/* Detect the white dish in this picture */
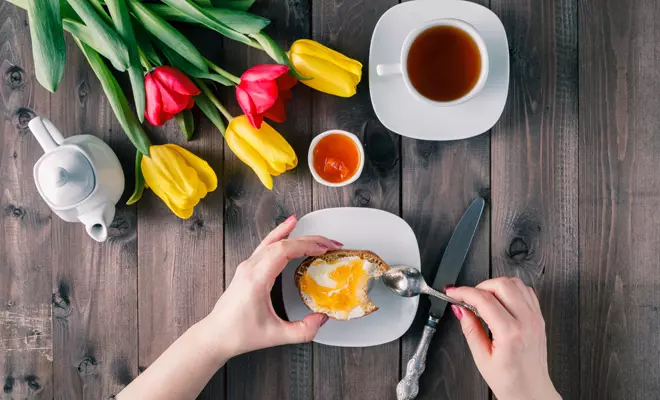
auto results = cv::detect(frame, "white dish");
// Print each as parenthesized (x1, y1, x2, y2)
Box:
(281, 208, 420, 347)
(369, 0, 510, 141)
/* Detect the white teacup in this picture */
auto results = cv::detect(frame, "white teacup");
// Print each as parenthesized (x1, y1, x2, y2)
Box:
(376, 18, 489, 107)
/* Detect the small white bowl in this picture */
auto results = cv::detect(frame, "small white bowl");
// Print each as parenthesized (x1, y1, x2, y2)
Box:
(308, 130, 365, 187)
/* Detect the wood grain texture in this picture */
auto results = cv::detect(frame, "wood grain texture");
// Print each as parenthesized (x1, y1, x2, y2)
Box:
(222, 0, 314, 397)
(401, 136, 491, 400)
(399, 0, 491, 397)
(490, 0, 579, 398)
(137, 117, 225, 399)
(47, 34, 139, 398)
(0, 4, 53, 398)
(311, 0, 400, 399)
(579, 0, 660, 398)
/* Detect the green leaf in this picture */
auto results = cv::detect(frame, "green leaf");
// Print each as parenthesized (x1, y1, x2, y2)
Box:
(62, 19, 116, 60)
(127, 0, 207, 72)
(127, 151, 145, 205)
(68, 0, 131, 71)
(197, 0, 255, 11)
(159, 44, 234, 86)
(132, 20, 162, 67)
(74, 38, 151, 155)
(147, 4, 269, 34)
(194, 92, 226, 135)
(216, 0, 255, 12)
(26, 0, 66, 92)
(160, 0, 257, 47)
(106, 0, 145, 122)
(249, 32, 309, 80)
(176, 109, 196, 140)
(9, 0, 78, 18)
(89, 0, 111, 23)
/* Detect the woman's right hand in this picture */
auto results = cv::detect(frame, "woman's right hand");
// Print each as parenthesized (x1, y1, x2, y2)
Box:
(446, 278, 561, 400)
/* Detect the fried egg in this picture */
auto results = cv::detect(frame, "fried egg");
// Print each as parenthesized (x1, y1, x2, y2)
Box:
(295, 251, 388, 320)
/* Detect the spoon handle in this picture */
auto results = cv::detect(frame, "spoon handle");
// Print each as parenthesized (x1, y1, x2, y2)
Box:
(423, 287, 480, 318)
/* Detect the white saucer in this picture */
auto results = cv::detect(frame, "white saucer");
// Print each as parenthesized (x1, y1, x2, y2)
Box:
(281, 208, 420, 347)
(369, 0, 509, 141)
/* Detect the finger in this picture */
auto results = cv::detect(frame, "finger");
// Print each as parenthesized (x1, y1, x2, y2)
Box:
(476, 277, 535, 319)
(510, 277, 539, 311)
(253, 215, 298, 256)
(527, 286, 542, 313)
(446, 286, 516, 333)
(451, 305, 492, 367)
(280, 313, 328, 344)
(259, 237, 341, 278)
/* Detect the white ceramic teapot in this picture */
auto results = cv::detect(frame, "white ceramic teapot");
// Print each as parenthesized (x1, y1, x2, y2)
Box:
(28, 117, 125, 242)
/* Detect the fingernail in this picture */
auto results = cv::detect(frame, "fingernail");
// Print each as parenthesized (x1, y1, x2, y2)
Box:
(320, 315, 329, 326)
(284, 214, 296, 224)
(331, 240, 343, 247)
(444, 284, 454, 291)
(451, 305, 463, 320)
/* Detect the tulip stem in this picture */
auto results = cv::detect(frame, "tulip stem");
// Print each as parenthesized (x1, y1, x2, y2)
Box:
(204, 58, 241, 85)
(138, 48, 153, 71)
(195, 79, 234, 123)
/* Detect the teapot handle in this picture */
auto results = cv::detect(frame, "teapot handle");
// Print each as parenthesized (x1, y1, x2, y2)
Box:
(28, 117, 61, 152)
(42, 118, 65, 144)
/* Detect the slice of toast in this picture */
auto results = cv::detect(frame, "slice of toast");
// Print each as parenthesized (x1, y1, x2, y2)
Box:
(294, 250, 389, 320)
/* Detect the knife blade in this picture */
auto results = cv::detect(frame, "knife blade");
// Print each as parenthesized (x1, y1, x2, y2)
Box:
(396, 197, 485, 400)
(429, 197, 486, 318)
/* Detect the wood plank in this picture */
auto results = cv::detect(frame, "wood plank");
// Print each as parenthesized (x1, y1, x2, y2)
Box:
(579, 0, 660, 398)
(136, 26, 226, 398)
(223, 0, 313, 397)
(0, 3, 53, 398)
(46, 35, 139, 397)
(401, 138, 491, 400)
(311, 0, 400, 398)
(399, 0, 491, 397)
(490, 0, 579, 398)
(137, 117, 225, 398)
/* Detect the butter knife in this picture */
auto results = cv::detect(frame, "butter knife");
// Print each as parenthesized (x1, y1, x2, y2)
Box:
(396, 198, 485, 400)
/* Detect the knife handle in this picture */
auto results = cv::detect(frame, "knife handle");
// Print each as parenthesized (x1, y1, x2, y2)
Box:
(396, 316, 438, 400)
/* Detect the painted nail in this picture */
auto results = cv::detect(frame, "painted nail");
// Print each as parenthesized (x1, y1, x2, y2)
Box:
(331, 240, 344, 247)
(320, 315, 329, 326)
(284, 214, 296, 224)
(451, 305, 463, 320)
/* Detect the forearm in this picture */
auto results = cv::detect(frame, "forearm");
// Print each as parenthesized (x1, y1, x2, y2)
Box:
(116, 318, 231, 400)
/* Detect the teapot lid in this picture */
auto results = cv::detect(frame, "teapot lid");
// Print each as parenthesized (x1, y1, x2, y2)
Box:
(35, 146, 95, 207)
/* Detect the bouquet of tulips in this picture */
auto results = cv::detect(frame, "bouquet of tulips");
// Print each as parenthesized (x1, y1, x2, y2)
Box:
(11, 0, 363, 219)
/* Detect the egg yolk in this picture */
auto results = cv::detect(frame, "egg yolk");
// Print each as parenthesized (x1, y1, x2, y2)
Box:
(299, 260, 369, 314)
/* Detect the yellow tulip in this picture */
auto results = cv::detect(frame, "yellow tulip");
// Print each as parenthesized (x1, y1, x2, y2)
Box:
(225, 115, 298, 190)
(141, 144, 217, 219)
(289, 39, 362, 97)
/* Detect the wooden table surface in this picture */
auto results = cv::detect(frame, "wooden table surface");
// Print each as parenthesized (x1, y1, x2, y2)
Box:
(2, 0, 660, 398)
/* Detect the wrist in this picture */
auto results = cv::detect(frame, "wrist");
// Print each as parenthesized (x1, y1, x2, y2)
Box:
(193, 317, 235, 366)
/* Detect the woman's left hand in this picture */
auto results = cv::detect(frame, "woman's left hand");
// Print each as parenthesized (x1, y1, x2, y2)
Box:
(202, 215, 340, 358)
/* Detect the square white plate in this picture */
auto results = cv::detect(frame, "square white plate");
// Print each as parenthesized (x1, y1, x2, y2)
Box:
(281, 208, 420, 347)
(369, 0, 510, 141)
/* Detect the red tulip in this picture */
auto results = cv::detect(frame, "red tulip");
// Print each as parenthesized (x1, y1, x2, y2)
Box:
(145, 66, 200, 126)
(236, 64, 297, 129)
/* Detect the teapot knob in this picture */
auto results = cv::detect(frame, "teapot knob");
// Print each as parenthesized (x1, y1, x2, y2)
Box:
(52, 167, 68, 187)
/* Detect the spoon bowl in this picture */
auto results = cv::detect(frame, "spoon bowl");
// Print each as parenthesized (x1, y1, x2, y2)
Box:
(382, 266, 480, 317)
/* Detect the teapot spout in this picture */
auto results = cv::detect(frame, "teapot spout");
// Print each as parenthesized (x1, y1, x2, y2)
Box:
(79, 203, 116, 243)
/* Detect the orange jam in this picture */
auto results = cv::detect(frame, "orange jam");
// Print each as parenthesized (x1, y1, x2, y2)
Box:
(312, 134, 360, 183)
(299, 259, 368, 313)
